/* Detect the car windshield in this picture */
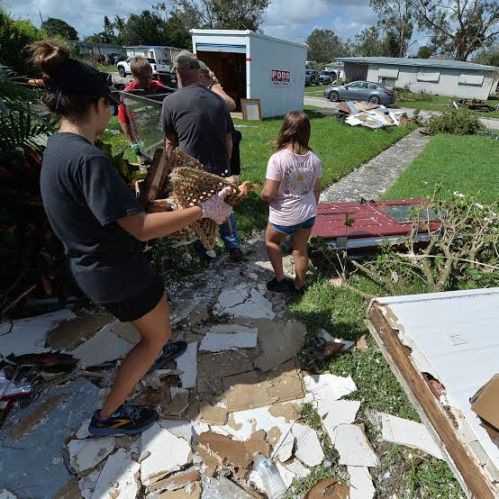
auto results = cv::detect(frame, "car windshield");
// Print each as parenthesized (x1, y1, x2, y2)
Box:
(320, 71, 330, 75)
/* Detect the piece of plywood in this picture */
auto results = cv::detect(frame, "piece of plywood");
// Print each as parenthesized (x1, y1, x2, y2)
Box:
(367, 293, 499, 499)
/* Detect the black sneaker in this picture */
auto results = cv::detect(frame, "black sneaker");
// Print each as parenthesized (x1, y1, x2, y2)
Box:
(88, 405, 157, 436)
(267, 277, 294, 292)
(148, 340, 188, 374)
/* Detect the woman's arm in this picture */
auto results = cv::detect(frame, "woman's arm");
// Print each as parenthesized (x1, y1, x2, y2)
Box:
(313, 178, 322, 204)
(118, 207, 202, 242)
(211, 84, 236, 111)
(261, 179, 280, 202)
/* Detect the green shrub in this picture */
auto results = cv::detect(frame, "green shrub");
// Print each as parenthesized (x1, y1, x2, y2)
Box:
(427, 108, 485, 135)
(396, 87, 434, 102)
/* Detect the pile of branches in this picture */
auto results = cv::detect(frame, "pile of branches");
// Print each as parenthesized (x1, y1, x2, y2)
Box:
(333, 194, 499, 298)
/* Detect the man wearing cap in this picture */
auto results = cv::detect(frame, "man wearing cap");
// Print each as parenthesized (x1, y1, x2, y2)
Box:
(160, 50, 243, 262)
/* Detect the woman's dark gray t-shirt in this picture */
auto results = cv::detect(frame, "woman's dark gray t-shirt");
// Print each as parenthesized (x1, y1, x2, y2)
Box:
(40, 133, 156, 303)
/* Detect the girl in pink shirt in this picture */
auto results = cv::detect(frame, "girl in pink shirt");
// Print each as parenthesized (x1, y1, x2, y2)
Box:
(261, 111, 322, 294)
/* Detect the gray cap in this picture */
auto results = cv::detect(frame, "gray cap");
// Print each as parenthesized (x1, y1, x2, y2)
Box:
(172, 50, 201, 71)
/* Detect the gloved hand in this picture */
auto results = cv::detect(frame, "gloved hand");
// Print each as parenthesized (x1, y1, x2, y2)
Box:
(200, 187, 233, 224)
(130, 143, 141, 155)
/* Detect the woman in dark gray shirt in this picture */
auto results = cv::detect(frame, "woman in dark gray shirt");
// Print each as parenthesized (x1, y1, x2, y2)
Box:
(32, 41, 232, 436)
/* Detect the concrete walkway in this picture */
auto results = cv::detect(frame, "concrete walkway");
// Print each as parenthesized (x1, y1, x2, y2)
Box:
(304, 95, 499, 130)
(320, 128, 431, 203)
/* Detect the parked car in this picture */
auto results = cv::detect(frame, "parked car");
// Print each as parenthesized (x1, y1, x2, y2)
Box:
(117, 57, 169, 77)
(305, 69, 320, 86)
(319, 70, 336, 85)
(323, 80, 396, 105)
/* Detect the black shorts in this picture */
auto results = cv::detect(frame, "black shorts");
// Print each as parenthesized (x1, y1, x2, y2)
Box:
(99, 275, 164, 322)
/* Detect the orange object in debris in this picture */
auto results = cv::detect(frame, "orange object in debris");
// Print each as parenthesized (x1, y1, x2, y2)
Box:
(27, 79, 44, 87)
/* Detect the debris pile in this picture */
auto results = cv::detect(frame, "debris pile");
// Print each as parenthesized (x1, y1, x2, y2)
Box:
(337, 101, 412, 129)
(0, 253, 445, 498)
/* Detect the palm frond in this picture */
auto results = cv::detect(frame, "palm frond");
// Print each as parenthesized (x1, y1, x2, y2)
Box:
(0, 64, 36, 102)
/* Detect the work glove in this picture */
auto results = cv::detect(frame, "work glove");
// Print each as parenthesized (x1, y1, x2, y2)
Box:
(200, 187, 233, 224)
(130, 143, 141, 155)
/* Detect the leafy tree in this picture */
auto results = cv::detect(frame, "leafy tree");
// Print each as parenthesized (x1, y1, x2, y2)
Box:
(41, 17, 78, 41)
(353, 26, 388, 56)
(417, 45, 433, 59)
(173, 0, 270, 31)
(370, 0, 414, 57)
(306, 29, 348, 64)
(0, 7, 45, 74)
(474, 45, 499, 66)
(409, 0, 499, 61)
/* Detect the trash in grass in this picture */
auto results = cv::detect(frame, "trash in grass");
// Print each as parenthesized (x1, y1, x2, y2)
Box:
(336, 100, 411, 129)
(253, 453, 287, 498)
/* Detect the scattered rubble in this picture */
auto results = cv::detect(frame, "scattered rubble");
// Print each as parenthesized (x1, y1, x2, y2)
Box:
(72, 323, 134, 366)
(317, 400, 361, 442)
(334, 425, 380, 467)
(91, 449, 140, 499)
(380, 412, 443, 459)
(200, 331, 257, 352)
(201, 476, 252, 499)
(292, 422, 325, 467)
(303, 373, 357, 403)
(337, 100, 411, 129)
(348, 466, 375, 499)
(158, 481, 202, 498)
(214, 284, 275, 319)
(305, 478, 349, 499)
(176, 342, 198, 389)
(67, 437, 116, 473)
(140, 423, 193, 486)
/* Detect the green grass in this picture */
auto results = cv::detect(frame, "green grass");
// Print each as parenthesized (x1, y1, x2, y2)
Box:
(383, 134, 499, 203)
(102, 116, 137, 163)
(235, 110, 413, 235)
(398, 93, 499, 118)
(304, 85, 327, 95)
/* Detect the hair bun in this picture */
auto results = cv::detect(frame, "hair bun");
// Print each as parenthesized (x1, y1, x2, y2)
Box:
(30, 41, 69, 79)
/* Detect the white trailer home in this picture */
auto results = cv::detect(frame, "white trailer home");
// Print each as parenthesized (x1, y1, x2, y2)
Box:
(125, 46, 181, 70)
(191, 30, 307, 117)
(338, 57, 499, 100)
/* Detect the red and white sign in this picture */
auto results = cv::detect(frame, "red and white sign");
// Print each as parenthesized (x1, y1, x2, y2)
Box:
(272, 69, 290, 85)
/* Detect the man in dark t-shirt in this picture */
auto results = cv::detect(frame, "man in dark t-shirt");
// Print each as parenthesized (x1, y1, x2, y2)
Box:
(160, 51, 243, 260)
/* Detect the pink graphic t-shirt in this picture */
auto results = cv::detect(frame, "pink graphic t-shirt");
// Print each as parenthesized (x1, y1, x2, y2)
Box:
(266, 149, 323, 226)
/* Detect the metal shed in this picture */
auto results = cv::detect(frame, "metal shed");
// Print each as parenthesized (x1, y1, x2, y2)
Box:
(338, 57, 499, 100)
(191, 29, 307, 117)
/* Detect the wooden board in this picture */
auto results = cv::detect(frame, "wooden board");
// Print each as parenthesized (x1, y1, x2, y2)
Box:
(367, 305, 497, 499)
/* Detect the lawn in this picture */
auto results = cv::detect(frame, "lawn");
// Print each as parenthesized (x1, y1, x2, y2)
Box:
(304, 85, 327, 96)
(235, 110, 413, 234)
(383, 134, 499, 203)
(397, 92, 499, 119)
(103, 111, 414, 236)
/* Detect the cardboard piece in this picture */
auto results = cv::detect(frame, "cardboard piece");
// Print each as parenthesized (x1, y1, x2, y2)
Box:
(471, 375, 499, 431)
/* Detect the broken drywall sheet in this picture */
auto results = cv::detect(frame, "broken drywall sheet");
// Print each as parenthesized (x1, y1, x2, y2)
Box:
(334, 425, 380, 468)
(140, 423, 192, 485)
(158, 482, 202, 498)
(46, 313, 113, 351)
(164, 387, 190, 417)
(201, 476, 252, 499)
(199, 404, 228, 426)
(67, 437, 115, 473)
(72, 323, 133, 366)
(148, 468, 200, 493)
(176, 342, 198, 389)
(111, 320, 141, 344)
(284, 458, 311, 479)
(0, 491, 17, 499)
(0, 309, 76, 356)
(223, 367, 305, 412)
(276, 462, 296, 489)
(205, 324, 258, 336)
(254, 320, 307, 372)
(158, 419, 193, 444)
(317, 400, 361, 442)
(197, 351, 254, 394)
(199, 332, 257, 352)
(348, 466, 375, 499)
(381, 413, 443, 460)
(274, 429, 295, 462)
(214, 285, 275, 320)
(91, 449, 140, 499)
(0, 378, 98, 498)
(79, 468, 101, 499)
(303, 374, 357, 403)
(292, 422, 325, 467)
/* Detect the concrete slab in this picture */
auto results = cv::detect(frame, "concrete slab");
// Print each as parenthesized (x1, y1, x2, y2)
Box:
(200, 332, 257, 352)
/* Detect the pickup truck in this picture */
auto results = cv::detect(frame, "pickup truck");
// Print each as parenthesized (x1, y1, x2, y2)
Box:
(117, 57, 170, 77)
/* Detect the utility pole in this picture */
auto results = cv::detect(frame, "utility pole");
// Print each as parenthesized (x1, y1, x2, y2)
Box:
(39, 10, 44, 26)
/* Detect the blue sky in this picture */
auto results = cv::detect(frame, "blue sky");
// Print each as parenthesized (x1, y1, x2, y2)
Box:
(4, 0, 380, 43)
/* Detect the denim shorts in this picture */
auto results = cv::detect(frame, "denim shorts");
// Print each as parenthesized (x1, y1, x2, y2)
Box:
(271, 216, 316, 236)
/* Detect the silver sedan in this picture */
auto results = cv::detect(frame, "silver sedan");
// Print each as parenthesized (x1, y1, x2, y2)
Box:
(323, 81, 396, 106)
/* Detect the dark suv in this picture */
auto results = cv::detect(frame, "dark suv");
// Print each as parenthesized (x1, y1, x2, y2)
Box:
(305, 70, 320, 86)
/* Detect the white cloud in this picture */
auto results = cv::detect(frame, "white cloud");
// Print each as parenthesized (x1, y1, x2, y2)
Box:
(4, 0, 377, 42)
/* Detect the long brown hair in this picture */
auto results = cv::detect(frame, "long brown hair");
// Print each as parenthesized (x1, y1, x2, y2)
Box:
(29, 40, 104, 119)
(276, 111, 311, 154)
(131, 56, 153, 90)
